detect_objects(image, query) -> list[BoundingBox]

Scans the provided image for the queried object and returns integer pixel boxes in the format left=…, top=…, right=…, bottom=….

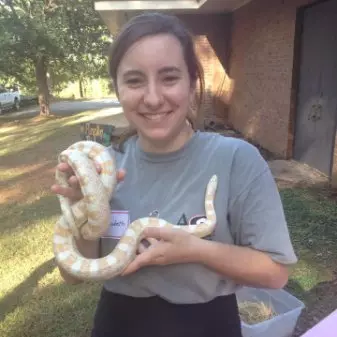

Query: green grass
left=0, top=111, right=106, bottom=337
left=0, top=111, right=336, bottom=335
left=0, top=195, right=102, bottom=337
left=0, top=109, right=112, bottom=158
left=281, top=188, right=337, bottom=303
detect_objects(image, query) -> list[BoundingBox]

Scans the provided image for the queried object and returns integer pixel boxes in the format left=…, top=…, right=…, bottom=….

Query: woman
left=51, top=12, right=297, bottom=337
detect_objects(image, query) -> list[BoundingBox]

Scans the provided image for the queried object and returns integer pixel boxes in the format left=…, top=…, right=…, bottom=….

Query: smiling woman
left=51, top=12, right=298, bottom=337
left=115, top=33, right=195, bottom=153
left=108, top=13, right=204, bottom=154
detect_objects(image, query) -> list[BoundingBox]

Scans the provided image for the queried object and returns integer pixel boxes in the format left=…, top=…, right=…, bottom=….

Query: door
left=293, top=0, right=337, bottom=177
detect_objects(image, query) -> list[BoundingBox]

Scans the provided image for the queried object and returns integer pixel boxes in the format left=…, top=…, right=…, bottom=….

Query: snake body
left=53, top=140, right=218, bottom=281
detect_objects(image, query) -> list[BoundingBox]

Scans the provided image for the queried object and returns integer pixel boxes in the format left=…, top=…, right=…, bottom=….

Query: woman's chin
left=142, top=130, right=172, bottom=143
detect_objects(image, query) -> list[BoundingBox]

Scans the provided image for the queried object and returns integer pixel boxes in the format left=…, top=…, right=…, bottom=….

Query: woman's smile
left=140, top=111, right=172, bottom=122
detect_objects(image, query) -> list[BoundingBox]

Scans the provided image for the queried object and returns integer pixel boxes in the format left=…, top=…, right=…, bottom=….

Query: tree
left=0, top=0, right=112, bottom=115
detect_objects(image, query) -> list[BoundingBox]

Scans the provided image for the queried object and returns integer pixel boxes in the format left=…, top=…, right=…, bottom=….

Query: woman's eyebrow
left=123, top=70, right=143, bottom=78
left=159, top=66, right=181, bottom=74
left=122, top=66, right=181, bottom=78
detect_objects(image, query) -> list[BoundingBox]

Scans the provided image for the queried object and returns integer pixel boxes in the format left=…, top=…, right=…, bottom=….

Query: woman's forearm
left=189, top=238, right=289, bottom=289
left=57, top=237, right=100, bottom=284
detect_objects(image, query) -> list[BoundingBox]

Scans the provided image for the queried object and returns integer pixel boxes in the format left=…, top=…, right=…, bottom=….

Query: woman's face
left=116, top=33, right=195, bottom=151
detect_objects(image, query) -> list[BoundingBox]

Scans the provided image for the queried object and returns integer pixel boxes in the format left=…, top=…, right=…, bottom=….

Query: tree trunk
left=35, top=56, right=50, bottom=116
left=79, top=78, right=84, bottom=98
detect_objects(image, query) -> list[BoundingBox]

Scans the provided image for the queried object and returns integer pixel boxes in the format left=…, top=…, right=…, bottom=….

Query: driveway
left=0, top=98, right=121, bottom=118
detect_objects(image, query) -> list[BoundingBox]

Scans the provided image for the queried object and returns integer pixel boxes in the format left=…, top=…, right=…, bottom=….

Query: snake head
left=207, top=175, right=218, bottom=196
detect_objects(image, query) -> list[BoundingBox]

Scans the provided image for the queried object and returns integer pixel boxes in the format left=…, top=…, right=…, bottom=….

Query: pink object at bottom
left=300, top=309, right=337, bottom=337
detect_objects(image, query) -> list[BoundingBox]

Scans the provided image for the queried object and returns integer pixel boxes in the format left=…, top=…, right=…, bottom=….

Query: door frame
left=288, top=0, right=337, bottom=179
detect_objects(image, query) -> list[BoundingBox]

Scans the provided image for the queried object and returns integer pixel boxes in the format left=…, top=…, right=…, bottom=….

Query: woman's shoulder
left=198, top=131, right=264, bottom=159
left=198, top=131, right=269, bottom=178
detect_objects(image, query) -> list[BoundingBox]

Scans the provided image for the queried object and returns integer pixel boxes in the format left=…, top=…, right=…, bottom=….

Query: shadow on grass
left=1, top=263, right=102, bottom=337
left=0, top=258, right=57, bottom=322
left=0, top=109, right=126, bottom=168
left=0, top=120, right=81, bottom=165
left=0, top=194, right=60, bottom=234
left=0, top=160, right=55, bottom=188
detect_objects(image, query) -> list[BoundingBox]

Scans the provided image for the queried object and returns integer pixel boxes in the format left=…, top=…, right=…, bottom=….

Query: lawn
left=0, top=109, right=122, bottom=337
left=1, top=110, right=336, bottom=337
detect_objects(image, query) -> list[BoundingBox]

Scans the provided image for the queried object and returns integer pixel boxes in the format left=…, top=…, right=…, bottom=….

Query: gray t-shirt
left=100, top=131, right=297, bottom=304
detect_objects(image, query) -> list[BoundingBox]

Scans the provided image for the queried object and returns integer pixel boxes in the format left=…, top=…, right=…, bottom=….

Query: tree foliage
left=0, top=0, right=112, bottom=115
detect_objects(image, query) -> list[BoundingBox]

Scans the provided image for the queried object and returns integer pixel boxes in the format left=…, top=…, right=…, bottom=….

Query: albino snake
left=52, top=140, right=218, bottom=281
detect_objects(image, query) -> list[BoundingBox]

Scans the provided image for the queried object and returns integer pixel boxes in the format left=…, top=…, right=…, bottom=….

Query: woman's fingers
left=51, top=184, right=82, bottom=200
left=138, top=238, right=159, bottom=253
left=52, top=161, right=126, bottom=203
left=117, top=169, right=126, bottom=182
left=57, top=162, right=73, bottom=173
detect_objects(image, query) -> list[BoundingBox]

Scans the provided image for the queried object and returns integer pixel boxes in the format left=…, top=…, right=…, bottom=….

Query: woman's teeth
left=143, top=112, right=169, bottom=120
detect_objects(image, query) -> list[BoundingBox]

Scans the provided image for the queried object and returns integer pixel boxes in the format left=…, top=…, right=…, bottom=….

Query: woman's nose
left=143, top=82, right=164, bottom=109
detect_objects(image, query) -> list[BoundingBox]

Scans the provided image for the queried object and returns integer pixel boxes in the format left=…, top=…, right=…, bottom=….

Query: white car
left=0, top=85, right=20, bottom=114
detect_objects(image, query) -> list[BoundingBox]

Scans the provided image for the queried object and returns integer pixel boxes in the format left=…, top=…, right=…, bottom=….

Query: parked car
left=0, top=85, right=20, bottom=114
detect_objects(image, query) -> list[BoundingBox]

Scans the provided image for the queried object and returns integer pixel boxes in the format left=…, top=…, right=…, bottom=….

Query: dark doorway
left=293, top=0, right=337, bottom=176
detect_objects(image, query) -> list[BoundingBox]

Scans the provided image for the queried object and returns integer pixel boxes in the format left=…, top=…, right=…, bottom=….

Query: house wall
left=228, top=0, right=317, bottom=157
left=177, top=13, right=234, bottom=128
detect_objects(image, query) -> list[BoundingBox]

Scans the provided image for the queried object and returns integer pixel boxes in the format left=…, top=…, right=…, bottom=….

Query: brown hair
left=108, top=12, right=205, bottom=152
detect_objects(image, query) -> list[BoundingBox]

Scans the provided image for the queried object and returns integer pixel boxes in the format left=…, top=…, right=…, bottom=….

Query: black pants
left=91, top=286, right=243, bottom=337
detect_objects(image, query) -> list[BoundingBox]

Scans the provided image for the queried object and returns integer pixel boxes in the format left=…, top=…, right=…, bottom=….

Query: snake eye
left=189, top=215, right=207, bottom=225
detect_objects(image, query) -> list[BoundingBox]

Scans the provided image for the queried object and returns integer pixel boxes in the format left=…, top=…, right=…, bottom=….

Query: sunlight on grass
left=0, top=125, right=19, bottom=134
left=0, top=168, right=24, bottom=181
left=289, top=256, right=334, bottom=293
left=1, top=108, right=337, bottom=336
left=0, top=215, right=56, bottom=295
left=0, top=134, right=15, bottom=142
left=0, top=163, right=48, bottom=183
left=0, top=109, right=127, bottom=337
left=62, top=106, right=124, bottom=126
left=0, top=111, right=97, bottom=157
left=0, top=201, right=101, bottom=337
left=1, top=280, right=100, bottom=337
left=0, top=125, right=54, bottom=157
left=0, top=108, right=126, bottom=158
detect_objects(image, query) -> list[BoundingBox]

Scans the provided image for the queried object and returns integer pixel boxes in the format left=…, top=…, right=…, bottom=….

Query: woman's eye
left=126, top=78, right=142, bottom=86
left=163, top=76, right=179, bottom=83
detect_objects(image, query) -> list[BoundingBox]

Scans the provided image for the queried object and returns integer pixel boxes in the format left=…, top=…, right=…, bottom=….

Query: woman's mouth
left=141, top=111, right=172, bottom=121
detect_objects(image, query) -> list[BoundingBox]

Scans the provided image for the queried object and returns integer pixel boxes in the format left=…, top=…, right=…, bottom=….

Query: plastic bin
left=236, top=286, right=305, bottom=337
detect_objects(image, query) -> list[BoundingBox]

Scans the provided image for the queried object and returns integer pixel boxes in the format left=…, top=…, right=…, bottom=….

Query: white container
left=236, top=287, right=305, bottom=337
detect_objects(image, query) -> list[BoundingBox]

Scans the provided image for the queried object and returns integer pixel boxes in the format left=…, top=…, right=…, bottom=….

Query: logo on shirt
left=146, top=210, right=215, bottom=241
left=176, top=213, right=215, bottom=240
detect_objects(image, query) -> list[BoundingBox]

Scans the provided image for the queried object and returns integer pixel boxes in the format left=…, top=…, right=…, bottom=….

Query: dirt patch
left=0, top=162, right=56, bottom=204
left=269, top=160, right=329, bottom=190
left=0, top=116, right=80, bottom=205
left=292, top=278, right=337, bottom=336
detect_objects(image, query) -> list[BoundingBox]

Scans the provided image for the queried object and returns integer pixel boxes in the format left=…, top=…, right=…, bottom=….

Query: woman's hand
left=121, top=227, right=201, bottom=276
left=122, top=227, right=289, bottom=289
left=51, top=162, right=126, bottom=201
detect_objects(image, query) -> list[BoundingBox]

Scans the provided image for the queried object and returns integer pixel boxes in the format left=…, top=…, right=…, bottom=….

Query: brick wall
left=177, top=13, right=234, bottom=128
left=228, top=0, right=317, bottom=157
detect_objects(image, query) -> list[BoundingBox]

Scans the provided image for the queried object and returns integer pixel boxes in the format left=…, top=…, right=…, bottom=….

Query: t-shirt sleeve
left=228, top=141, right=298, bottom=265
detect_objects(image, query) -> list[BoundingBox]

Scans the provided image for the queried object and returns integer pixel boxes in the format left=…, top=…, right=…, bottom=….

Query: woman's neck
left=138, top=122, right=195, bottom=154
